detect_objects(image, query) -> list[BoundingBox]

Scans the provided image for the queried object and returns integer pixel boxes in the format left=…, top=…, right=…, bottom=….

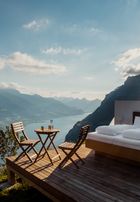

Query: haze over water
left=25, top=113, right=89, bottom=147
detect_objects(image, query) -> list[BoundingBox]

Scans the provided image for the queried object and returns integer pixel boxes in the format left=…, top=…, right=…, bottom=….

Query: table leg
left=36, top=134, right=53, bottom=164
left=47, top=133, right=61, bottom=160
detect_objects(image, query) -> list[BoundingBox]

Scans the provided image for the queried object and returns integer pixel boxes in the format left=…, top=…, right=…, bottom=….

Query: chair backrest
left=11, top=122, right=28, bottom=144
left=75, top=125, right=90, bottom=149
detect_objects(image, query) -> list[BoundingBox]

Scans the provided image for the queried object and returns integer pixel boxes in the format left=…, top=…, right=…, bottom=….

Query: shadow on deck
left=6, top=145, right=140, bottom=202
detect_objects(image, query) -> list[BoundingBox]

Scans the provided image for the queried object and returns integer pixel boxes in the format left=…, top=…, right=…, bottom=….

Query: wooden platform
left=6, top=144, right=140, bottom=202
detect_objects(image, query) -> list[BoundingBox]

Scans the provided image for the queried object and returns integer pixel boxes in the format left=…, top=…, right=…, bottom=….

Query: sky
left=0, top=0, right=140, bottom=100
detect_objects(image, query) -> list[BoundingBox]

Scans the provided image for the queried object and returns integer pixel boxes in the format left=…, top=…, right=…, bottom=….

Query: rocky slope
left=65, top=75, right=140, bottom=142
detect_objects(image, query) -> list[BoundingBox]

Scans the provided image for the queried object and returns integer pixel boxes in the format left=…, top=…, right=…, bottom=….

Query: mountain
left=0, top=88, right=83, bottom=125
left=65, top=75, right=140, bottom=142
left=55, top=97, right=101, bottom=113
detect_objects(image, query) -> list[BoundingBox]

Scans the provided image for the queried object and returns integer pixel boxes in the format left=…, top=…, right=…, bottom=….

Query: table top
left=34, top=128, right=60, bottom=134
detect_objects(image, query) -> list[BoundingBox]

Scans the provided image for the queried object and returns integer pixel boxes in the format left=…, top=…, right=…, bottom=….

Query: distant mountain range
left=65, top=75, right=140, bottom=142
left=0, top=88, right=101, bottom=126
left=55, top=97, right=101, bottom=113
left=0, top=89, right=83, bottom=125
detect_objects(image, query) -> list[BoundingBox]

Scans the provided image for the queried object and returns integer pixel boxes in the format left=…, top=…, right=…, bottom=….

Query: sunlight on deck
left=6, top=144, right=140, bottom=202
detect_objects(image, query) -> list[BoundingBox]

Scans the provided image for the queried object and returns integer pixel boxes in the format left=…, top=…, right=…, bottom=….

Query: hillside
left=65, top=75, right=140, bottom=142
left=0, top=89, right=83, bottom=125
left=55, top=97, right=101, bottom=113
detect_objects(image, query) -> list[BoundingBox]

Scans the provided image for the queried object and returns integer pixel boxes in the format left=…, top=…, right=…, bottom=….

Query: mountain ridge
left=65, top=75, right=140, bottom=142
left=0, top=88, right=83, bottom=125
left=55, top=97, right=101, bottom=113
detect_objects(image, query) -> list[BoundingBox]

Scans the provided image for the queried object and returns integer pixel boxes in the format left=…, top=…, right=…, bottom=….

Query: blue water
left=25, top=113, right=89, bottom=147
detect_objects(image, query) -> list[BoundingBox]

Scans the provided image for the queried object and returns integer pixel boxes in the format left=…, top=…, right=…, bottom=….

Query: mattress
left=86, top=132, right=140, bottom=151
left=114, top=134, right=140, bottom=150
left=87, top=132, right=115, bottom=144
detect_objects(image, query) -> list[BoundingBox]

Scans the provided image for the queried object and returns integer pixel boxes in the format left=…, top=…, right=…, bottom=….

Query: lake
left=25, top=112, right=90, bottom=147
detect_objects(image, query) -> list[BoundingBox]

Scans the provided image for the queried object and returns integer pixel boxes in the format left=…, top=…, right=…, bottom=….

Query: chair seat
left=58, top=125, right=90, bottom=168
left=58, top=142, right=76, bottom=150
left=20, top=139, right=39, bottom=146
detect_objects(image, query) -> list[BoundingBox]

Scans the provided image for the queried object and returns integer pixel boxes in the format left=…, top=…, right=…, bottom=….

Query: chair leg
left=15, top=145, right=30, bottom=161
left=59, top=149, right=79, bottom=169
left=21, top=146, right=33, bottom=162
left=27, top=143, right=38, bottom=156
left=75, top=152, right=85, bottom=164
left=15, top=146, right=33, bottom=162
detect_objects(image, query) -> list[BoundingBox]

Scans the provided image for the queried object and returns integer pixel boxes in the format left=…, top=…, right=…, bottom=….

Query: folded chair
left=11, top=122, right=40, bottom=162
left=58, top=125, right=90, bottom=169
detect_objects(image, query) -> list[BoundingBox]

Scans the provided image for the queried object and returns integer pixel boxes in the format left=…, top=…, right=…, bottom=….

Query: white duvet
left=96, top=124, right=136, bottom=136
left=122, top=128, right=140, bottom=140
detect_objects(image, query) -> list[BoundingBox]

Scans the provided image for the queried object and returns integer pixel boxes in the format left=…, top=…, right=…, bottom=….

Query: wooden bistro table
left=34, top=128, right=61, bottom=164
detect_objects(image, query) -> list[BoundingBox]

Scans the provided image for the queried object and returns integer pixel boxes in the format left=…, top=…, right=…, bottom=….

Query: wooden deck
left=6, top=144, right=140, bottom=202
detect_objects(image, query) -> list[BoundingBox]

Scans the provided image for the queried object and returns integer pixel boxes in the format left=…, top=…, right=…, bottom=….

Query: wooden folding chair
left=58, top=125, right=90, bottom=169
left=11, top=122, right=40, bottom=162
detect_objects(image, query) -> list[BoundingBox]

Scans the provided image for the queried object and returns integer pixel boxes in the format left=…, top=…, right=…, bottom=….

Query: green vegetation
left=0, top=166, right=8, bottom=183
left=0, top=126, right=51, bottom=201
left=0, top=167, right=52, bottom=202
left=0, top=126, right=19, bottom=166
left=0, top=183, right=52, bottom=202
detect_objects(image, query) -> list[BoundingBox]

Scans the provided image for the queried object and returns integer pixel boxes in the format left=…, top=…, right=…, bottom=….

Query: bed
left=85, top=102, right=140, bottom=163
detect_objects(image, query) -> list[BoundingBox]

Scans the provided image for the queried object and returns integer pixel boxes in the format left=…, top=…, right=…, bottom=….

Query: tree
left=0, top=126, right=19, bottom=165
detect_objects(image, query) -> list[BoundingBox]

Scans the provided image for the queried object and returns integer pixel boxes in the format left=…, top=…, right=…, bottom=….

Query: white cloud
left=0, top=82, right=105, bottom=100
left=0, top=82, right=29, bottom=92
left=33, top=89, right=105, bottom=100
left=84, top=76, right=95, bottom=81
left=90, top=27, right=101, bottom=34
left=0, top=52, right=66, bottom=75
left=23, top=19, right=49, bottom=31
left=42, top=46, right=86, bottom=56
left=64, top=23, right=102, bottom=36
left=126, top=0, right=138, bottom=7
left=113, top=48, right=140, bottom=77
left=0, top=58, right=6, bottom=69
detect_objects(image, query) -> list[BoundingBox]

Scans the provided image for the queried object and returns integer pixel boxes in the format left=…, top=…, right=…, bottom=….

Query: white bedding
left=95, top=124, right=136, bottom=136
left=87, top=132, right=115, bottom=144
left=87, top=131, right=140, bottom=151
left=122, top=128, right=140, bottom=140
left=114, top=134, right=140, bottom=150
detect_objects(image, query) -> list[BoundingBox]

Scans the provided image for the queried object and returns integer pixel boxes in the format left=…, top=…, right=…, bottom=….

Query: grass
left=0, top=166, right=8, bottom=183
left=0, top=166, right=52, bottom=202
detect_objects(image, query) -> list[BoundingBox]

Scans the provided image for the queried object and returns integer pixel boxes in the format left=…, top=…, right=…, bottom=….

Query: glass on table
left=48, top=120, right=54, bottom=129
left=41, top=126, right=44, bottom=130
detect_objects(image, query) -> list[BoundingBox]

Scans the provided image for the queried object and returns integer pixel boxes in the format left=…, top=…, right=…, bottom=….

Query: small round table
left=34, top=128, right=61, bottom=164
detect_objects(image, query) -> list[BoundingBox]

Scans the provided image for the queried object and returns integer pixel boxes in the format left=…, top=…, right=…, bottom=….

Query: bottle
left=50, top=120, right=53, bottom=129
left=48, top=120, right=53, bottom=129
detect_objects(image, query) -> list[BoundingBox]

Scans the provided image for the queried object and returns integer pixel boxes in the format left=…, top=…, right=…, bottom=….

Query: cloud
left=43, top=90, right=105, bottom=100
left=0, top=82, right=37, bottom=95
left=113, top=48, right=140, bottom=77
left=126, top=0, right=138, bottom=7
left=0, top=52, right=66, bottom=75
left=23, top=19, right=49, bottom=31
left=0, top=58, right=6, bottom=69
left=0, top=82, right=28, bottom=92
left=0, top=82, right=105, bottom=100
left=84, top=76, right=95, bottom=81
left=42, top=46, right=86, bottom=56
left=64, top=23, right=102, bottom=36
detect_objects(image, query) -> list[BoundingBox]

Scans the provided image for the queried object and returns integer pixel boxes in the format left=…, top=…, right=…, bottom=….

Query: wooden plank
left=6, top=145, right=140, bottom=202
left=6, top=157, right=76, bottom=202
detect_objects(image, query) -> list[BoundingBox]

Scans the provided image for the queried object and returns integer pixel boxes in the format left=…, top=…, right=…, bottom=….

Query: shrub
left=0, top=126, right=19, bottom=166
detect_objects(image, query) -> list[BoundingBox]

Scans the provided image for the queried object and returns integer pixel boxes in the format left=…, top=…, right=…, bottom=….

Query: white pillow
left=96, top=124, right=133, bottom=136
left=134, top=116, right=140, bottom=127
left=122, top=128, right=140, bottom=140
